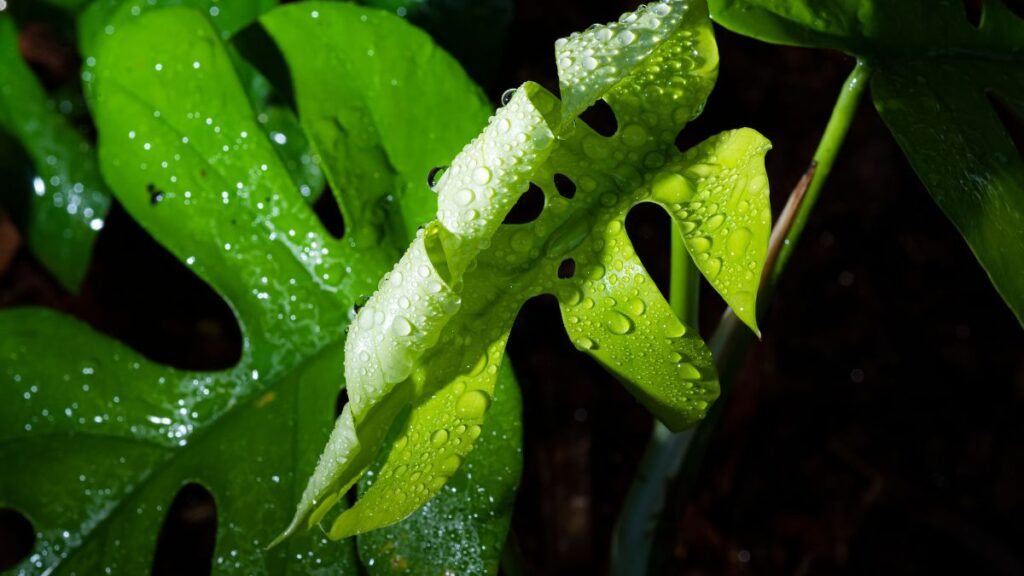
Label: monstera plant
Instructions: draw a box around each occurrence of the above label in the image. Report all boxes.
[1,0,773,572]
[0,1,519,574]
[279,0,772,546]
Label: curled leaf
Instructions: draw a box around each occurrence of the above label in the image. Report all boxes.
[285,0,772,541]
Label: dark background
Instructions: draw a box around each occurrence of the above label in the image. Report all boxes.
[2,1,1023,575]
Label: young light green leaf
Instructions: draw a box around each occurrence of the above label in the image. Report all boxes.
[0,15,110,291]
[0,5,517,573]
[357,364,522,576]
[710,0,1024,326]
[287,0,772,542]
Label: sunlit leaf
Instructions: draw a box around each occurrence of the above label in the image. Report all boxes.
[286,0,772,541]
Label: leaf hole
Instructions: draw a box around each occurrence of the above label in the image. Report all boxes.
[335,387,350,418]
[988,92,1024,163]
[558,258,576,279]
[313,186,346,239]
[625,203,671,302]
[503,183,545,224]
[1003,0,1024,18]
[83,202,242,370]
[152,483,217,576]
[0,509,35,571]
[961,0,983,26]
[553,173,576,199]
[578,99,617,137]
[232,22,295,109]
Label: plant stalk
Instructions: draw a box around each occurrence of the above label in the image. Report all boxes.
[610,223,701,575]
[612,61,872,575]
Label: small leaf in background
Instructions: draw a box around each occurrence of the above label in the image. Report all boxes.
[0,3,518,574]
[288,0,772,542]
[0,15,110,292]
[710,0,1024,326]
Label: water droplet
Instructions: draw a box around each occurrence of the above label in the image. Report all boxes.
[678,362,701,380]
[501,88,517,106]
[575,337,595,350]
[472,167,492,184]
[456,188,475,206]
[606,311,634,335]
[456,390,491,419]
[626,298,646,316]
[704,214,725,231]
[621,124,648,147]
[427,166,447,189]
[688,236,712,254]
[651,172,694,203]
[582,56,599,70]
[391,316,413,337]
[705,257,722,280]
[431,429,449,446]
[727,227,752,255]
[436,455,461,476]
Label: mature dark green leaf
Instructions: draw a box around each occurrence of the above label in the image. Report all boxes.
[260,1,493,245]
[286,0,772,541]
[710,0,1024,325]
[78,0,277,58]
[0,4,518,574]
[357,0,514,85]
[0,15,110,291]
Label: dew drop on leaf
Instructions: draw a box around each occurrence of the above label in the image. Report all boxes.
[455,390,491,419]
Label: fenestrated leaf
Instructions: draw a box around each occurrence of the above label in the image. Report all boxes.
[260,1,494,244]
[0,4,516,574]
[285,0,772,541]
[710,0,1024,326]
[260,3,520,570]
[0,15,110,291]
[77,0,301,188]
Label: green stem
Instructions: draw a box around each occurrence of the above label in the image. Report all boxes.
[618,61,872,575]
[767,61,871,293]
[610,222,700,576]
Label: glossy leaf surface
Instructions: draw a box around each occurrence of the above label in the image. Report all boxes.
[710,0,1024,325]
[0,4,518,574]
[286,0,772,542]
[357,0,514,85]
